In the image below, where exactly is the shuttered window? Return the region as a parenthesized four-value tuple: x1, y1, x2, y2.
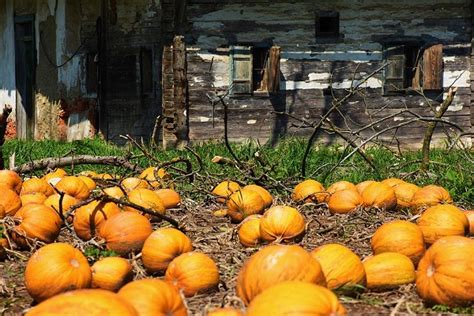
(229, 46, 253, 96)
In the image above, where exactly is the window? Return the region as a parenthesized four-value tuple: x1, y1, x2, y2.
(140, 47, 153, 95)
(383, 43, 443, 95)
(85, 52, 98, 94)
(229, 45, 281, 96)
(316, 11, 340, 39)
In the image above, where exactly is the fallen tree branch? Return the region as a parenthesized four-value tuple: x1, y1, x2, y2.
(13, 155, 142, 173)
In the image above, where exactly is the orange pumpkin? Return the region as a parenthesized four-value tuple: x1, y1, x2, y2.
(393, 182, 420, 209)
(356, 180, 377, 194)
(25, 289, 138, 316)
(371, 220, 425, 265)
(310, 244, 366, 290)
(165, 252, 220, 297)
(208, 308, 244, 316)
(227, 189, 265, 222)
(123, 188, 165, 215)
(96, 173, 115, 180)
(325, 181, 357, 201)
(0, 204, 5, 219)
(142, 227, 193, 273)
(12, 204, 62, 249)
(411, 185, 453, 212)
(0, 237, 9, 260)
(416, 236, 474, 306)
(43, 193, 79, 220)
(259, 206, 305, 243)
(243, 184, 273, 208)
(103, 186, 126, 199)
(25, 243, 92, 302)
(54, 176, 91, 200)
(465, 210, 474, 235)
(118, 279, 187, 315)
(77, 175, 97, 191)
(21, 178, 54, 196)
(73, 200, 122, 241)
(381, 178, 405, 188)
(417, 204, 469, 244)
(155, 189, 181, 209)
(291, 179, 326, 203)
(212, 180, 241, 203)
(0, 170, 22, 193)
(20, 192, 48, 206)
(99, 212, 153, 255)
(42, 168, 67, 184)
(236, 244, 326, 305)
(238, 215, 262, 247)
(363, 252, 415, 290)
(0, 188, 21, 216)
(361, 182, 397, 210)
(139, 167, 171, 188)
(247, 281, 346, 316)
(121, 177, 150, 193)
(91, 257, 133, 292)
(327, 189, 363, 214)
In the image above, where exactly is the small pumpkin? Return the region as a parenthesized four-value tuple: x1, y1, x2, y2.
(54, 176, 91, 200)
(20, 192, 48, 206)
(247, 281, 346, 316)
(465, 210, 474, 235)
(165, 251, 220, 297)
(0, 188, 21, 216)
(118, 279, 187, 315)
(291, 179, 326, 203)
(310, 243, 366, 290)
(0, 170, 22, 193)
(43, 193, 79, 221)
(208, 307, 244, 316)
(103, 186, 126, 199)
(416, 236, 474, 306)
(0, 237, 9, 260)
(236, 244, 326, 305)
(393, 182, 421, 209)
(363, 252, 415, 290)
(356, 180, 377, 194)
(212, 180, 241, 203)
(25, 289, 138, 316)
(42, 168, 67, 184)
(142, 227, 193, 273)
(238, 215, 262, 247)
(24, 243, 92, 302)
(123, 188, 166, 215)
(73, 200, 122, 241)
(139, 167, 171, 188)
(417, 204, 469, 244)
(155, 188, 181, 209)
(371, 220, 425, 265)
(259, 206, 305, 243)
(99, 212, 153, 255)
(325, 181, 357, 201)
(121, 177, 150, 193)
(381, 178, 405, 188)
(77, 175, 97, 191)
(21, 178, 54, 196)
(411, 185, 453, 212)
(91, 257, 133, 292)
(243, 184, 273, 208)
(361, 182, 397, 210)
(12, 204, 62, 249)
(327, 189, 363, 214)
(227, 188, 265, 222)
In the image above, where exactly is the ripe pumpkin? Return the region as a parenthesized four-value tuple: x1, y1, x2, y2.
(25, 243, 92, 302)
(77, 175, 97, 191)
(363, 252, 415, 290)
(118, 279, 187, 315)
(291, 179, 326, 203)
(165, 252, 220, 297)
(142, 227, 193, 273)
(96, 173, 115, 180)
(0, 237, 9, 260)
(20, 192, 48, 206)
(91, 257, 133, 292)
(259, 206, 305, 243)
(99, 212, 153, 255)
(212, 180, 241, 203)
(361, 182, 397, 210)
(208, 308, 243, 316)
(0, 188, 21, 216)
(139, 167, 171, 188)
(227, 189, 265, 222)
(155, 188, 181, 209)
(21, 178, 54, 196)
(121, 177, 150, 193)
(393, 182, 421, 209)
(0, 170, 22, 193)
(103, 186, 126, 199)
(25, 289, 138, 316)
(42, 168, 67, 184)
(236, 244, 326, 305)
(123, 188, 166, 215)
(73, 200, 121, 241)
(247, 281, 346, 316)
(371, 220, 425, 265)
(411, 184, 453, 212)
(356, 180, 377, 194)
(0, 204, 5, 219)
(465, 210, 474, 235)
(12, 204, 62, 249)
(327, 189, 363, 214)
(381, 178, 405, 188)
(238, 215, 262, 247)
(417, 204, 469, 244)
(243, 184, 273, 208)
(310, 244, 366, 290)
(43, 193, 79, 221)
(416, 236, 474, 306)
(54, 176, 91, 200)
(325, 181, 357, 201)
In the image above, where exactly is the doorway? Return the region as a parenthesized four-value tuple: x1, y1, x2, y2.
(14, 15, 36, 139)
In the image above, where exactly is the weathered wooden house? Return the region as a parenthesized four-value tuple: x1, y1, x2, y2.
(0, 0, 472, 147)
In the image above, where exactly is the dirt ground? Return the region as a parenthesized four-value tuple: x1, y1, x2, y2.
(0, 194, 470, 315)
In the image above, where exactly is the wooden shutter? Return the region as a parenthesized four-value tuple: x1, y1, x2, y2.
(262, 46, 281, 93)
(230, 46, 252, 96)
(422, 44, 443, 90)
(383, 45, 406, 95)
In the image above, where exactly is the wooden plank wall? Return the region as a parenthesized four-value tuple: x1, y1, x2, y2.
(185, 0, 472, 148)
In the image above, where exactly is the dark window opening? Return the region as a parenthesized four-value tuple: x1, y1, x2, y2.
(86, 52, 98, 94)
(252, 47, 269, 92)
(316, 11, 340, 38)
(140, 47, 153, 95)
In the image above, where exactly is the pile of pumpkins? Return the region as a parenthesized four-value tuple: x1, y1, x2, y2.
(0, 168, 472, 315)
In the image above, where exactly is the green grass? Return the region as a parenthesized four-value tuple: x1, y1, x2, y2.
(2, 137, 473, 204)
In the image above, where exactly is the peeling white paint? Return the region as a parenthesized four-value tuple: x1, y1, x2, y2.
(0, 0, 16, 111)
(443, 56, 456, 62)
(436, 104, 464, 112)
(281, 51, 383, 62)
(247, 119, 257, 125)
(308, 72, 331, 81)
(443, 70, 470, 88)
(282, 77, 383, 91)
(199, 116, 211, 122)
(394, 117, 405, 121)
